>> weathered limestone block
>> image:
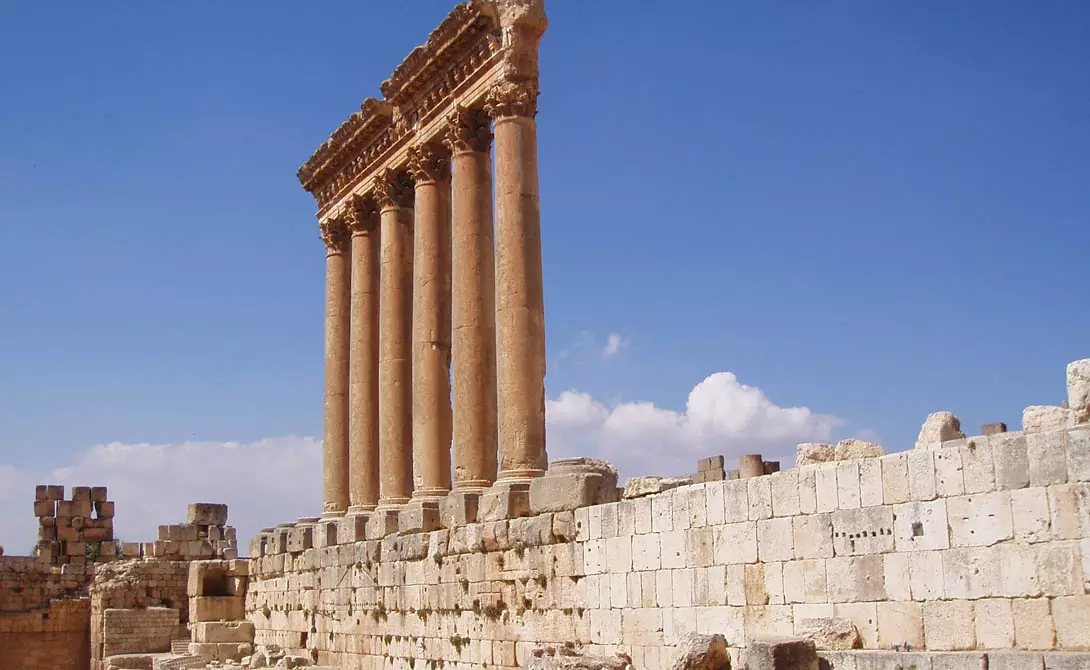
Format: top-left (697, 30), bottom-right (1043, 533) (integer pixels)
top-left (915, 412), bottom-right (965, 449)
top-left (668, 632), bottom-right (730, 670)
top-left (1068, 359), bottom-right (1090, 424)
top-left (399, 500), bottom-right (441, 532)
top-left (191, 596), bottom-right (244, 622)
top-left (35, 484), bottom-right (64, 501)
top-left (797, 443), bottom-right (835, 467)
top-left (188, 503), bottom-right (229, 526)
top-left (526, 646), bottom-right (632, 670)
top-left (530, 457), bottom-right (619, 513)
top-left (835, 440), bottom-right (884, 461)
top-left (831, 506), bottom-right (894, 556)
top-left (794, 618), bottom-right (861, 650)
top-left (1028, 430), bottom-right (1068, 486)
top-left (1024, 406), bottom-right (1073, 432)
top-left (623, 475), bottom-right (691, 499)
top-left (747, 636), bottom-right (818, 670)
top-left (96, 500), bottom-right (116, 518)
top-left (194, 621), bottom-right (256, 643)
top-left (189, 641), bottom-right (253, 663)
top-left (947, 491), bottom-right (1013, 547)
top-left (480, 481), bottom-right (532, 521)
top-left (923, 600), bottom-right (976, 650)
top-left (1067, 426), bottom-right (1090, 482)
top-left (991, 433), bottom-right (1030, 490)
top-left (1052, 596), bottom-right (1090, 649)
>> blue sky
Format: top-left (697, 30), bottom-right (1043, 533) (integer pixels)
top-left (1, 1), bottom-right (1087, 549)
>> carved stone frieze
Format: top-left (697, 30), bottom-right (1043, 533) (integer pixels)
top-left (444, 105), bottom-right (493, 154)
top-left (345, 194), bottom-right (379, 234)
top-left (407, 143), bottom-right (452, 185)
top-left (373, 168), bottom-right (415, 210)
top-left (319, 217), bottom-right (350, 253)
top-left (485, 79), bottom-right (539, 120)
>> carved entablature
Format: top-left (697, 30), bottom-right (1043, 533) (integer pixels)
top-left (319, 216), bottom-right (350, 254)
top-left (373, 168), bottom-right (416, 210)
top-left (298, 0), bottom-right (545, 216)
top-left (444, 105), bottom-right (493, 154)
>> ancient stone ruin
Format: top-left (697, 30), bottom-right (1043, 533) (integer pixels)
top-left (2, 3), bottom-right (1089, 670)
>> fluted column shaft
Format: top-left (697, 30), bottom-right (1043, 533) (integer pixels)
top-left (445, 107), bottom-right (498, 490)
top-left (377, 170), bottom-right (415, 508)
top-left (347, 197), bottom-right (381, 513)
top-left (408, 145), bottom-right (453, 500)
top-left (488, 83), bottom-right (548, 482)
top-left (320, 217), bottom-right (351, 516)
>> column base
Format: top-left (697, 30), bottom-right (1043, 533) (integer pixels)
top-left (410, 487), bottom-right (451, 501)
top-left (398, 500), bottom-right (441, 533)
top-left (320, 509), bottom-right (347, 520)
top-left (479, 481), bottom-right (532, 522)
top-left (347, 504), bottom-right (377, 515)
top-left (496, 467), bottom-right (546, 483)
top-left (316, 519), bottom-right (340, 548)
top-left (440, 490), bottom-right (481, 528)
top-left (365, 509), bottom-right (400, 540)
top-left (339, 512), bottom-right (370, 543)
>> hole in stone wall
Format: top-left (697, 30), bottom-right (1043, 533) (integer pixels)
top-left (301, 632), bottom-right (308, 647)
top-left (911, 522), bottom-right (924, 537)
top-left (201, 568), bottom-right (230, 597)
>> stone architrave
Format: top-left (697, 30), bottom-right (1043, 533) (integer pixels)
top-left (319, 216), bottom-right (351, 517)
top-left (346, 195), bottom-right (381, 513)
top-left (486, 77), bottom-right (549, 484)
top-left (407, 143), bottom-right (453, 500)
top-left (375, 168), bottom-right (415, 508)
top-left (444, 105), bottom-right (498, 492)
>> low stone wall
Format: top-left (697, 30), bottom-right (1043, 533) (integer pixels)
top-left (245, 424), bottom-right (1090, 668)
top-left (0, 597), bottom-right (92, 670)
top-left (102, 606), bottom-right (180, 657)
top-left (0, 555), bottom-right (92, 611)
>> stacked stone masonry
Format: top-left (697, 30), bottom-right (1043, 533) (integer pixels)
top-left (34, 484), bottom-right (119, 568)
top-left (245, 423), bottom-right (1090, 668)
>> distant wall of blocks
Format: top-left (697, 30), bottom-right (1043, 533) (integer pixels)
top-left (244, 423), bottom-right (1090, 669)
top-left (34, 485), bottom-right (118, 568)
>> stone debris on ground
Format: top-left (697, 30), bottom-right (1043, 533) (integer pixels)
top-left (669, 633), bottom-right (731, 670)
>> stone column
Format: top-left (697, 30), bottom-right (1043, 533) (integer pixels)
top-left (319, 216), bottom-right (351, 516)
top-left (376, 168), bottom-right (416, 508)
top-left (407, 144), bottom-right (453, 500)
top-left (444, 106), bottom-right (498, 491)
top-left (346, 195), bottom-right (381, 513)
top-left (487, 81), bottom-right (548, 483)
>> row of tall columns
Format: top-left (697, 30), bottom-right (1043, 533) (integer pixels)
top-left (319, 88), bottom-right (546, 518)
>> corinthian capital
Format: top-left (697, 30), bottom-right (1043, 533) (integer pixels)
top-left (319, 216), bottom-right (350, 253)
top-left (344, 194), bottom-right (379, 234)
top-left (443, 106), bottom-right (493, 155)
top-left (485, 80), bottom-right (539, 120)
top-left (372, 168), bottom-right (415, 210)
top-left (406, 143), bottom-right (451, 185)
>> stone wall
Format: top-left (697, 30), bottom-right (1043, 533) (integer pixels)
top-left (101, 606), bottom-right (179, 657)
top-left (0, 597), bottom-right (92, 670)
top-left (246, 423), bottom-right (1090, 668)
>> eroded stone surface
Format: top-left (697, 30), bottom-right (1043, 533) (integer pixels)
top-left (915, 412), bottom-right (966, 449)
top-left (622, 476), bottom-right (692, 499)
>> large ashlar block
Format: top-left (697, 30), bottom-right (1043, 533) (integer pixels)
top-left (713, 521), bottom-right (757, 564)
top-left (792, 514), bottom-right (834, 559)
top-left (826, 555), bottom-right (886, 603)
top-left (399, 500), bottom-right (441, 533)
top-left (188, 503), bottom-right (229, 526)
top-left (880, 452), bottom-right (910, 505)
top-left (365, 509), bottom-right (399, 540)
top-left (859, 459), bottom-right (883, 507)
top-left (893, 500), bottom-right (950, 552)
top-left (758, 517), bottom-right (795, 562)
top-left (1068, 359), bottom-right (1090, 424)
top-left (705, 480), bottom-right (727, 525)
top-left (1028, 431), bottom-right (1069, 486)
top-left (529, 458), bottom-right (619, 514)
top-left (947, 491), bottom-right (1014, 547)
top-left (987, 652), bottom-right (1045, 670)
top-left (1067, 426), bottom-right (1090, 483)
top-left (1012, 598), bottom-right (1055, 650)
top-left (798, 467), bottom-right (818, 514)
top-left (33, 500), bottom-right (54, 517)
top-left (771, 471), bottom-right (801, 517)
top-left (875, 601), bottom-right (923, 648)
top-left (992, 433), bottom-right (1031, 491)
top-left (908, 448), bottom-right (938, 501)
top-left (923, 600), bottom-right (976, 650)
top-left (189, 641), bottom-right (252, 663)
top-left (285, 525), bottom-right (313, 553)
top-left (975, 598), bottom-right (1015, 649)
top-left (835, 462), bottom-right (861, 510)
top-left (831, 506), bottom-right (893, 556)
top-left (943, 546), bottom-right (1001, 599)
top-left (1052, 595), bottom-right (1090, 649)
top-left (94, 500), bottom-right (115, 519)
top-left (190, 596), bottom-right (244, 622)
top-left (908, 550), bottom-right (945, 600)
top-left (193, 621), bottom-right (255, 643)
top-left (749, 476), bottom-right (774, 520)
top-left (883, 552), bottom-right (911, 601)
top-left (1011, 488), bottom-right (1052, 543)
top-left (1047, 484), bottom-right (1089, 540)
top-left (831, 603), bottom-right (876, 648)
top-left (960, 438), bottom-right (997, 494)
top-left (997, 543), bottom-right (1041, 597)
top-left (35, 484), bottom-right (64, 501)
top-left (478, 481), bottom-right (530, 521)
top-left (816, 464), bottom-right (839, 513)
top-left (724, 478), bottom-right (749, 523)
top-left (934, 444), bottom-right (966, 497)
top-left (1036, 542), bottom-right (1084, 596)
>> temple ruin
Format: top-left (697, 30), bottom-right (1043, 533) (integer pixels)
top-left (2, 2), bottom-right (1089, 669)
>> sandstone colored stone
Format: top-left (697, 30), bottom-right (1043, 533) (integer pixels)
top-left (622, 475), bottom-right (691, 499)
top-left (1024, 406), bottom-right (1073, 432)
top-left (668, 632), bottom-right (730, 670)
top-left (793, 617), bottom-right (861, 650)
top-left (835, 439), bottom-right (884, 460)
top-left (188, 503), bottom-right (229, 526)
top-left (530, 457), bottom-right (619, 513)
top-left (796, 443), bottom-right (835, 467)
top-left (1068, 359), bottom-right (1090, 424)
top-left (915, 412), bottom-right (965, 449)
top-left (479, 481), bottom-right (531, 521)
top-left (747, 636), bottom-right (818, 670)
top-left (526, 648), bottom-right (632, 670)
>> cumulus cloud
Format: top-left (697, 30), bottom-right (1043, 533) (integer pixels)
top-left (0, 437), bottom-right (321, 557)
top-left (601, 333), bottom-right (629, 359)
top-left (546, 372), bottom-right (846, 480)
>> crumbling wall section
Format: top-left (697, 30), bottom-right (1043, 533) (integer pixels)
top-left (246, 423), bottom-right (1090, 669)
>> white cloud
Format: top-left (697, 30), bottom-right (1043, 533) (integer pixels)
top-left (546, 372), bottom-right (846, 480)
top-left (601, 333), bottom-right (629, 359)
top-left (0, 371), bottom-right (855, 556)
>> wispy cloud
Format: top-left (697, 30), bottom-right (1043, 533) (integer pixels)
top-left (601, 333), bottom-right (629, 359)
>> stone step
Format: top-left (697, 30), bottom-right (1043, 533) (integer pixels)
top-left (154, 654), bottom-right (205, 670)
top-left (169, 638), bottom-right (191, 655)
